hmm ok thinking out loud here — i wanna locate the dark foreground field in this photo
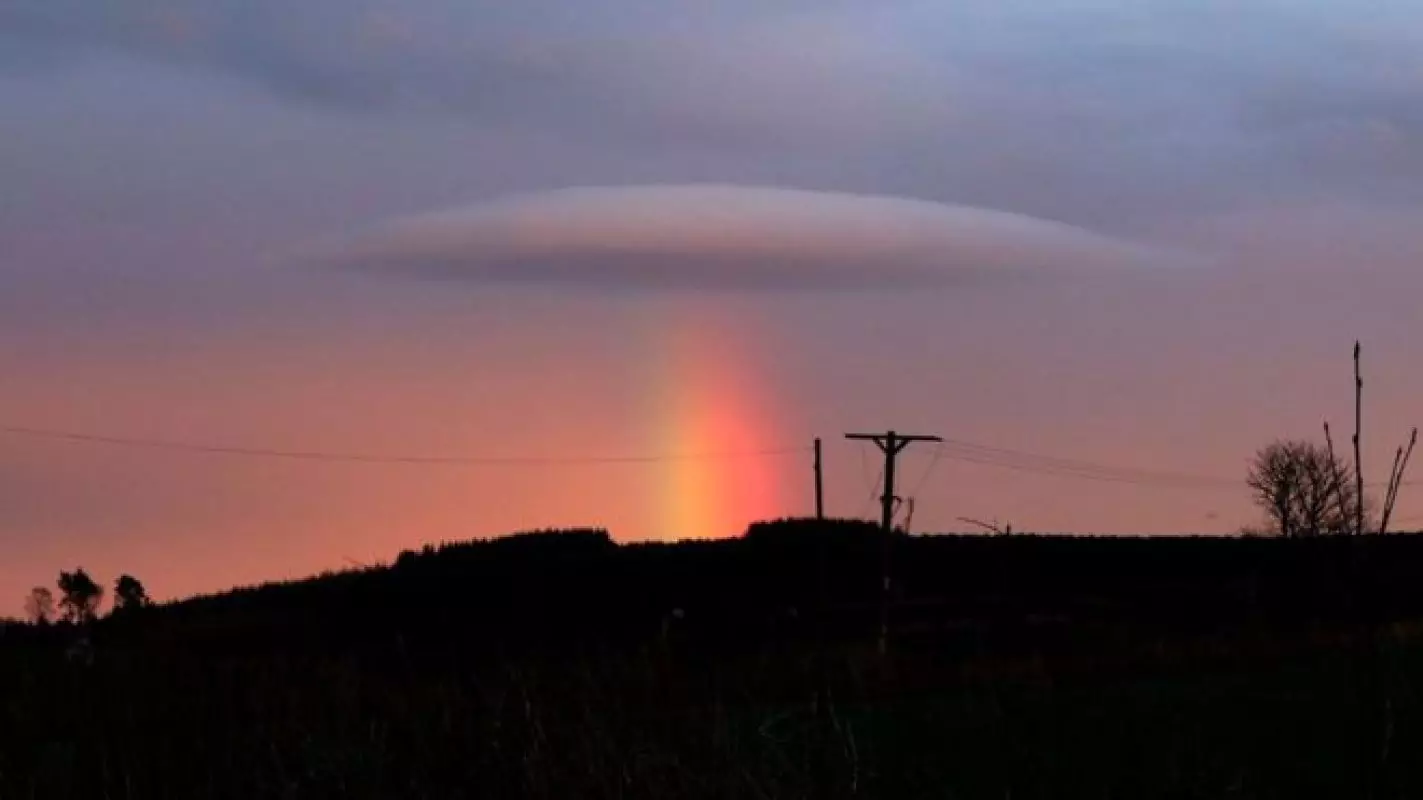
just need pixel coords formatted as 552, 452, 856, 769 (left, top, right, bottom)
6, 521, 1423, 799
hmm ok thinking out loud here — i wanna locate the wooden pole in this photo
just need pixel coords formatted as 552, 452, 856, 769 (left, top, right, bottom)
814, 437, 824, 520
845, 430, 941, 656
1355, 341, 1364, 535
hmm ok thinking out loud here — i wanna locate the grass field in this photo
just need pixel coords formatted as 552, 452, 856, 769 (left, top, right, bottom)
2, 620, 1420, 799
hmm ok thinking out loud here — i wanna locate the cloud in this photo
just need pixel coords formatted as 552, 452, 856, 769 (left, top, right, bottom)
0, 1, 947, 151
6, 0, 1423, 223
306, 185, 1191, 290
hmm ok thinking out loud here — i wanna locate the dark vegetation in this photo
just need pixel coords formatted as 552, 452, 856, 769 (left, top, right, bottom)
7, 520, 1423, 798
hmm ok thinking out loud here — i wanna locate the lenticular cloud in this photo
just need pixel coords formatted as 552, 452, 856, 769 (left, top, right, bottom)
309, 185, 1188, 290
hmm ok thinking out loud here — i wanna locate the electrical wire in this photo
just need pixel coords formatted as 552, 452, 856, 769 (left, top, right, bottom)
902, 441, 946, 501
852, 440, 884, 519
856, 467, 884, 520
0, 425, 809, 467
2, 421, 1415, 494
921, 435, 1421, 490
893, 440, 1238, 490
933, 437, 1238, 487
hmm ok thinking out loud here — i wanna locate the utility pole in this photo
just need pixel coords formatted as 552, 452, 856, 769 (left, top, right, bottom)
814, 437, 824, 520
845, 430, 941, 656
1354, 341, 1364, 536
812, 435, 830, 783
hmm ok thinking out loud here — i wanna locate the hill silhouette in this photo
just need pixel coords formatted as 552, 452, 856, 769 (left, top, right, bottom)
78, 518, 1423, 666
10, 520, 1423, 798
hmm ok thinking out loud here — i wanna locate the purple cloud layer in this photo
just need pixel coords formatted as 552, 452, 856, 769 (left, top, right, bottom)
310, 185, 1192, 290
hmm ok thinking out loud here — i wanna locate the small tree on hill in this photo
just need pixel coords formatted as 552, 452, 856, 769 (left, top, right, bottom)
1246, 440, 1369, 537
57, 569, 103, 624
113, 574, 150, 613
23, 587, 55, 625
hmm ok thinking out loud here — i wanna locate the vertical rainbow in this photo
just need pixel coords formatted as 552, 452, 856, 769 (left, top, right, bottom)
653, 309, 788, 540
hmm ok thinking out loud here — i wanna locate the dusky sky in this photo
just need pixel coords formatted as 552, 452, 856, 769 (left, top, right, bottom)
2, 1, 1421, 601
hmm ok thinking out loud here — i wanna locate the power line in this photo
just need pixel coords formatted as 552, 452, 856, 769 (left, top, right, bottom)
903, 441, 946, 500
908, 437, 1421, 490
0, 425, 809, 467
853, 440, 883, 519
892, 437, 1239, 489
855, 467, 885, 520
938, 450, 1239, 490
934, 437, 1239, 487
3, 421, 1415, 492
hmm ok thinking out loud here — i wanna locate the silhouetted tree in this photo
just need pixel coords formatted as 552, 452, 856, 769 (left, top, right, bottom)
23, 587, 55, 625
57, 569, 103, 624
113, 574, 150, 613
1247, 440, 1369, 537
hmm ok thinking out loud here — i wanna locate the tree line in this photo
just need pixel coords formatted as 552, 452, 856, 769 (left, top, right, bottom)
22, 569, 150, 625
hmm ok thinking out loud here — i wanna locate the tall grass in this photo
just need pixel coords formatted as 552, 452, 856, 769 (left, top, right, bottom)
3, 623, 1423, 799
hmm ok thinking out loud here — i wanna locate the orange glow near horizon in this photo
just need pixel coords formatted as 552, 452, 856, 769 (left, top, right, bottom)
657, 313, 786, 541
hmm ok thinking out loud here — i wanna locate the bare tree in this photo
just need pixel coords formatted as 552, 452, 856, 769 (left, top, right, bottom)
23, 587, 55, 625
1247, 440, 1370, 537
1335, 342, 1417, 534
1379, 428, 1419, 535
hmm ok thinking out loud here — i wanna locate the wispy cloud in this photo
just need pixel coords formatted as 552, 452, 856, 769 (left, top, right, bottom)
0, 2, 943, 150
6, 1, 1423, 216
307, 185, 1191, 290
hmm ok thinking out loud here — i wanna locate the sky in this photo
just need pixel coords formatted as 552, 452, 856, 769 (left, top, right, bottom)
2, 1, 1423, 604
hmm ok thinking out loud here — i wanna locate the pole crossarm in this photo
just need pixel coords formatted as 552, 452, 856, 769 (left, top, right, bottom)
844, 430, 941, 655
